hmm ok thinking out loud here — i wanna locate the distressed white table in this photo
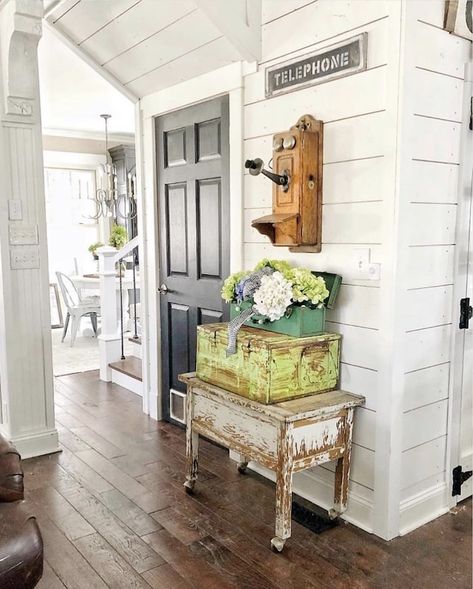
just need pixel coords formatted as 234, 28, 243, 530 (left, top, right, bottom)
179, 373, 365, 552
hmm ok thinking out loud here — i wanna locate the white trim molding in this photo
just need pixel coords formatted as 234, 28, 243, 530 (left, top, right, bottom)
399, 482, 449, 536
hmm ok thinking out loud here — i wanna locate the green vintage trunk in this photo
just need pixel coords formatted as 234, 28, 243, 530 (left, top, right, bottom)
230, 302, 326, 337
196, 324, 341, 404
229, 271, 342, 338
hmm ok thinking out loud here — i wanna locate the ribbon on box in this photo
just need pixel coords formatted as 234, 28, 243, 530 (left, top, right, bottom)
226, 267, 273, 356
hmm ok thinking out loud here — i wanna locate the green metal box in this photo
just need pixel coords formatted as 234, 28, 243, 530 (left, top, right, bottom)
230, 271, 341, 338
196, 324, 341, 404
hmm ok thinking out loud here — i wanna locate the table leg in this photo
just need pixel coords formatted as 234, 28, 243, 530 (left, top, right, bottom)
272, 423, 293, 552
330, 409, 354, 519
184, 387, 198, 494
237, 456, 249, 474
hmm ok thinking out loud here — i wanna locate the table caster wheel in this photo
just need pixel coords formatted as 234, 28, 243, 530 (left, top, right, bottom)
237, 462, 248, 474
271, 536, 286, 553
328, 508, 339, 520
184, 480, 195, 494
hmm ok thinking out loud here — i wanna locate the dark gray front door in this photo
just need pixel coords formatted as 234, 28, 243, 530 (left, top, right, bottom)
156, 96, 230, 423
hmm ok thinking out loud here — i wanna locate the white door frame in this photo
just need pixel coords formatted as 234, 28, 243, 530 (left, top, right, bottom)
447, 61, 473, 503
136, 61, 249, 420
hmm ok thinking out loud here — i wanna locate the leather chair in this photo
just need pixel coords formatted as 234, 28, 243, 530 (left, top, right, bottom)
0, 435, 43, 588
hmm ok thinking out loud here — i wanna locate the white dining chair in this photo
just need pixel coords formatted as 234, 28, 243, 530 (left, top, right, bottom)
55, 272, 101, 347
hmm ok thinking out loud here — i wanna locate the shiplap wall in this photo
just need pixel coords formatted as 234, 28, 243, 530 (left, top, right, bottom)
243, 0, 396, 532
243, 0, 471, 537
397, 1, 471, 534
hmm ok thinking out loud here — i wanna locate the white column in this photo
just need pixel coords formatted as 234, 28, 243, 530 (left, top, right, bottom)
97, 246, 121, 381
0, 0, 59, 458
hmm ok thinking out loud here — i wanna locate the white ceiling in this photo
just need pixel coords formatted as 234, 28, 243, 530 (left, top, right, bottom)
38, 25, 135, 137
43, 0, 260, 99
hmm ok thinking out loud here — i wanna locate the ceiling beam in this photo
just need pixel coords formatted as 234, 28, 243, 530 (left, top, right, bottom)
43, 20, 139, 103
195, 0, 261, 63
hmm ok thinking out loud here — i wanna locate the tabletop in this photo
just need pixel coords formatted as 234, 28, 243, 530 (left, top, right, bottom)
69, 273, 140, 289
179, 373, 365, 423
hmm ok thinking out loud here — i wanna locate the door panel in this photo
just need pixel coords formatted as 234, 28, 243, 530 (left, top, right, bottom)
197, 178, 222, 278
156, 96, 229, 423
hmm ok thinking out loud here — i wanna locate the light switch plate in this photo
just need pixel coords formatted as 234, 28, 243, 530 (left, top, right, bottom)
352, 247, 381, 281
9, 225, 38, 245
10, 246, 40, 270
8, 200, 22, 221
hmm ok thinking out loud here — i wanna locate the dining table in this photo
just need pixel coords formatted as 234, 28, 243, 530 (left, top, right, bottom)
69, 272, 140, 331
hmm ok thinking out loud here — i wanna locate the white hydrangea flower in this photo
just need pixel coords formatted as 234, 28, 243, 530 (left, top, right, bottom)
253, 271, 293, 321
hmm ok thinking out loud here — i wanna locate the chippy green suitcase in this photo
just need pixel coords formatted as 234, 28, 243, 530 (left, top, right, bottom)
196, 324, 341, 404
229, 271, 342, 338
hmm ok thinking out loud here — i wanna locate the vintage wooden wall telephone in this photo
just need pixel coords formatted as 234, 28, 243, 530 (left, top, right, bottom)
246, 114, 323, 252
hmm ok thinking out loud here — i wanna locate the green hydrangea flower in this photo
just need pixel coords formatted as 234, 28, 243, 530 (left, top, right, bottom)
289, 268, 329, 306
254, 258, 293, 280
221, 270, 249, 302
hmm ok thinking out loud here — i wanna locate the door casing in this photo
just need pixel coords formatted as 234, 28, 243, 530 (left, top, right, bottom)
447, 63, 473, 503
155, 96, 230, 423
138, 62, 247, 420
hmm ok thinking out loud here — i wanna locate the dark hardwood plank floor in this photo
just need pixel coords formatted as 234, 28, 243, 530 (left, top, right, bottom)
23, 371, 471, 589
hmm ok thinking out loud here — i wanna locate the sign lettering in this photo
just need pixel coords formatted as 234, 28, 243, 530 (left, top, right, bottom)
265, 33, 367, 98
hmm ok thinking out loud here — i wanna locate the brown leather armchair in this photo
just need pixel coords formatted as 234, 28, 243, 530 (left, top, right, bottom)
0, 435, 43, 588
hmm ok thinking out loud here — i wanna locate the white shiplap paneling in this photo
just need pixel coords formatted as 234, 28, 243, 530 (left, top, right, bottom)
403, 285, 454, 332
411, 117, 461, 164
413, 69, 463, 122
402, 400, 448, 451
261, 0, 389, 64
52, 0, 139, 44
403, 363, 450, 413
406, 160, 459, 204
105, 11, 221, 83
406, 246, 455, 289
401, 436, 446, 490
404, 325, 452, 373
406, 203, 457, 246
82, 1, 196, 66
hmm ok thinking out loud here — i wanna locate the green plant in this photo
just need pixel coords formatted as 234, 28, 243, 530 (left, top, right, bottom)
88, 242, 104, 254
109, 224, 128, 250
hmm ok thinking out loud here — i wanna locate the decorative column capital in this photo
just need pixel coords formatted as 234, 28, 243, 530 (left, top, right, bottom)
0, 0, 43, 121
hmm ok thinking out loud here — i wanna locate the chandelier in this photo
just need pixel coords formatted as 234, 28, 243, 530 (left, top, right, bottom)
90, 114, 137, 221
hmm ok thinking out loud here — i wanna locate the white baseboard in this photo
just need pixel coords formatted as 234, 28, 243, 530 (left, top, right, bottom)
399, 482, 449, 536
111, 368, 143, 396
229, 450, 374, 534
8, 429, 60, 459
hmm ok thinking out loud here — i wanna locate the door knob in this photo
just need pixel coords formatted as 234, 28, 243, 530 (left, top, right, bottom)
158, 283, 169, 295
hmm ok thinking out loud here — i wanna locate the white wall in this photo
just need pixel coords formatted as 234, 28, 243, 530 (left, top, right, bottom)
138, 0, 472, 540
395, 0, 471, 535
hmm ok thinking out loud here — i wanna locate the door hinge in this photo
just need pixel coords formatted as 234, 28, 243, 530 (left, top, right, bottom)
459, 297, 472, 329
452, 465, 473, 496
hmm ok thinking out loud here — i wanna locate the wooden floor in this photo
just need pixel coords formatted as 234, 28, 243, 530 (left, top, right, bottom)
24, 371, 471, 589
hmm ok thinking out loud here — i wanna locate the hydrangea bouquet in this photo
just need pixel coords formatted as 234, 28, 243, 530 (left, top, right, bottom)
222, 259, 329, 322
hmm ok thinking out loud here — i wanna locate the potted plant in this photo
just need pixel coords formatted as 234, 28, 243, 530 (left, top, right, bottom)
88, 242, 104, 261
109, 224, 128, 275
222, 259, 341, 338
109, 224, 128, 249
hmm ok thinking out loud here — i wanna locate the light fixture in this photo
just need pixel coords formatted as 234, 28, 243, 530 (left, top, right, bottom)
90, 114, 137, 221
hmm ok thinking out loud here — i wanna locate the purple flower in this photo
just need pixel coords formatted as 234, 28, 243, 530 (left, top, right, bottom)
235, 279, 246, 302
